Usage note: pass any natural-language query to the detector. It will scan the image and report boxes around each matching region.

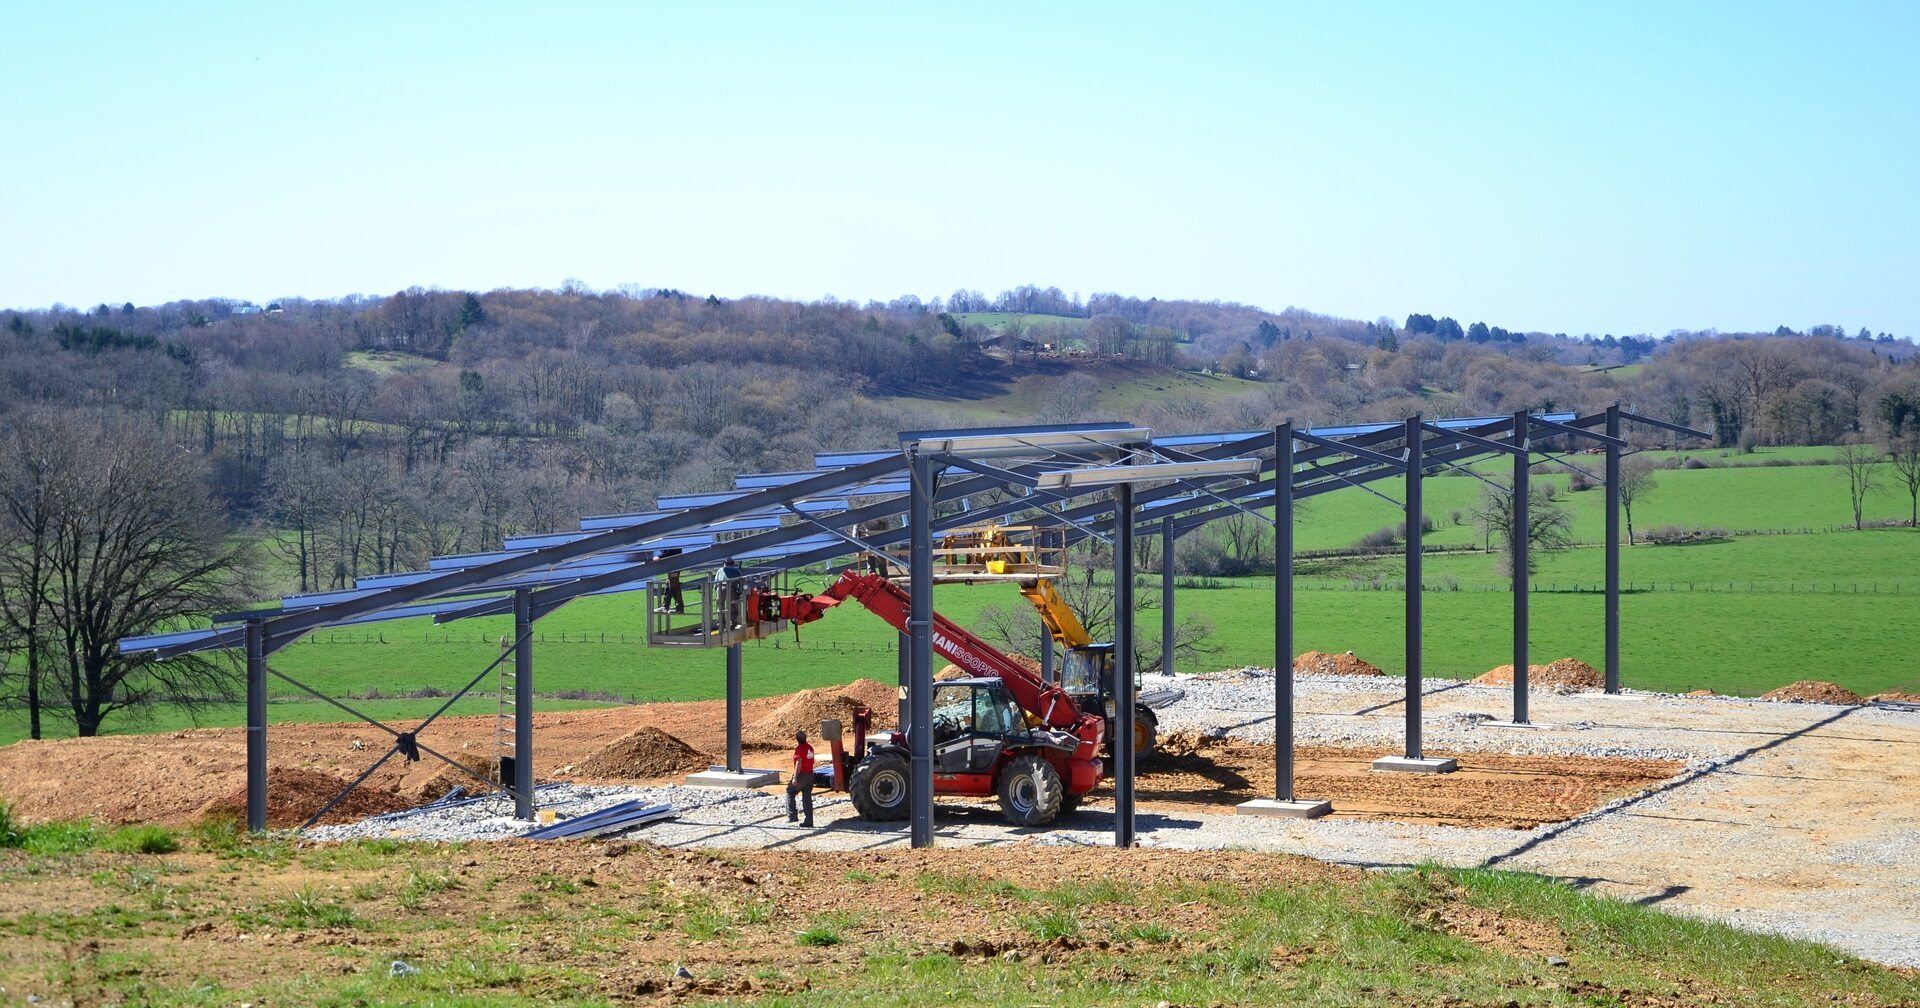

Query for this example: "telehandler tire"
[997,754,1064,826]
[847,751,911,821]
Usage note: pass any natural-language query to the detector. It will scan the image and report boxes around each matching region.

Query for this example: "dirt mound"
[1683,689,1716,698]
[1870,691,1920,704]
[1294,650,1384,677]
[1475,658,1603,690]
[577,727,712,779]
[418,754,501,802]
[935,664,969,681]
[1761,681,1865,705]
[744,678,898,744]
[197,767,414,828]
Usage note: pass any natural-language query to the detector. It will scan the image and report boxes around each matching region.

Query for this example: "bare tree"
[1836,441,1884,530]
[1471,483,1575,575]
[1884,421,1920,527]
[29,413,257,735]
[0,412,78,738]
[1618,455,1660,545]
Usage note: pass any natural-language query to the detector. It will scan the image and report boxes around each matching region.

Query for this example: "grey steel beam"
[513,587,534,820]
[1161,522,1175,676]
[1423,422,1524,458]
[1112,480,1137,848]
[1529,415,1626,448]
[245,620,266,832]
[1040,632,1054,685]
[252,455,905,648]
[1606,404,1622,694]
[1617,410,1711,441]
[726,645,743,773]
[1291,429,1406,468]
[1512,411,1531,724]
[1275,424,1296,801]
[1404,416,1424,759]
[908,449,936,848]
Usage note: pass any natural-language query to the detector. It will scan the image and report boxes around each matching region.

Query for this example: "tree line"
[1,283,1916,736]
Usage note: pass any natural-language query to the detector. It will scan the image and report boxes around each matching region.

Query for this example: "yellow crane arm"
[1018,578,1092,649]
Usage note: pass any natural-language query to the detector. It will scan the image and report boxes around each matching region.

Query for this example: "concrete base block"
[685,767,781,788]
[1482,720,1554,730]
[1236,798,1333,819]
[1370,755,1458,774]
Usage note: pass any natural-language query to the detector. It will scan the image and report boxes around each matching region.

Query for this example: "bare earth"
[0,677,1914,965]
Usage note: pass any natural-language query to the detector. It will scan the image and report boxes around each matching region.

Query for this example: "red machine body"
[778,570,1106,820]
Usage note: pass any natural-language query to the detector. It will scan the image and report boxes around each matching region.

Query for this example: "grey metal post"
[513,587,534,820]
[1512,411,1531,724]
[1404,415,1424,759]
[1040,632,1054,685]
[908,449,936,848]
[725,644,743,773]
[1605,404,1622,693]
[897,630,910,731]
[1113,481,1137,848]
[245,620,267,832]
[1275,424,1296,801]
[1161,522,1176,677]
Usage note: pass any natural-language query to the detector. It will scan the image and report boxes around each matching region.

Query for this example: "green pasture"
[6,448,1919,745]
[892,367,1266,424]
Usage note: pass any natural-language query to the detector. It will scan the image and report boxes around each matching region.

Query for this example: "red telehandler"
[775,570,1105,826]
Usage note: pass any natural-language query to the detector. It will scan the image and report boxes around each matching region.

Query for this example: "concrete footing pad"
[1236,798,1333,819]
[1482,720,1555,729]
[1370,755,1458,774]
[685,767,781,788]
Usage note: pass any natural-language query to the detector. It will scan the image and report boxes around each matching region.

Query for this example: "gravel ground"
[305,670,1920,967]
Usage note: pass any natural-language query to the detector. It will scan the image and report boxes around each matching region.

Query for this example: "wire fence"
[1298,579,1912,594]
[286,631,915,651]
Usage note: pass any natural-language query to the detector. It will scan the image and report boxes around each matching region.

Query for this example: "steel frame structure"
[121,407,1702,845]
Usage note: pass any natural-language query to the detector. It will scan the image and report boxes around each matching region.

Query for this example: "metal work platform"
[644,575,791,648]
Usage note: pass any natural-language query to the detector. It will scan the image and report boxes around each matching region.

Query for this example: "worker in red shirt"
[786,729,815,827]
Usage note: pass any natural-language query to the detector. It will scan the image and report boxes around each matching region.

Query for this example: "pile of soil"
[1294,650,1385,677]
[417,754,501,802]
[197,767,414,828]
[1869,691,1920,704]
[1683,689,1716,698]
[1761,681,1865,705]
[1475,658,1603,690]
[744,678,897,744]
[576,727,711,779]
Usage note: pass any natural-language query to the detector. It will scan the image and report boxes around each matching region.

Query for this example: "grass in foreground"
[0,822,1911,1007]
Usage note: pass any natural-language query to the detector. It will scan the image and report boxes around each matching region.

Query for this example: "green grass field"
[886,363,1266,424]
[5,449,1918,744]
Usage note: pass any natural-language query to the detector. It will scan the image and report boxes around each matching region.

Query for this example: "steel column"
[1404,415,1424,759]
[1113,481,1137,848]
[1512,411,1531,724]
[1040,637,1054,685]
[908,450,936,848]
[1160,523,1176,676]
[725,644,743,773]
[1605,404,1623,693]
[513,587,534,820]
[1275,424,1296,801]
[245,620,266,832]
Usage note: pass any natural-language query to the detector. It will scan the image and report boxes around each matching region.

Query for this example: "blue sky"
[4,1,1915,337]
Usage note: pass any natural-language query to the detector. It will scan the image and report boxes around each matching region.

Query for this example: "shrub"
[1568,471,1595,492]
[1356,526,1398,549]
[105,825,180,855]
[0,799,19,848]
[1683,458,1709,470]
